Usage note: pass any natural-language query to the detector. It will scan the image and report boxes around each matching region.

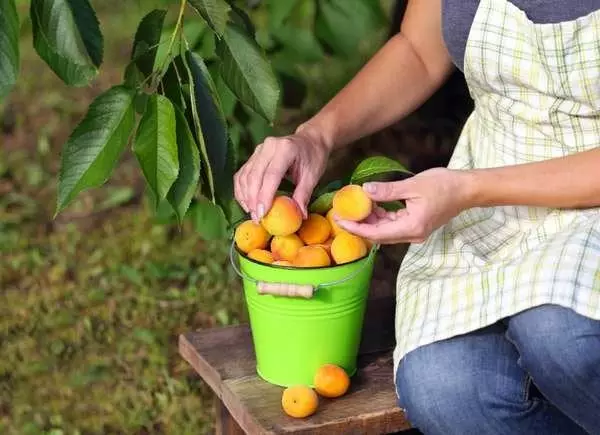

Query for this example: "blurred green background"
[1,1,400,433]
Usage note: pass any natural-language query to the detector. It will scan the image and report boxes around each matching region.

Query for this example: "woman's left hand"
[336,168,475,244]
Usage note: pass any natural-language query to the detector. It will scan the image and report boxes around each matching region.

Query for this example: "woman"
[234,0,600,433]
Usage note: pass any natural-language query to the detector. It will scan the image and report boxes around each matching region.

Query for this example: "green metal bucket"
[230,243,377,387]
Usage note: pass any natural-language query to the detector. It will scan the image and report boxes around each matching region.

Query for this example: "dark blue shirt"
[442,0,600,71]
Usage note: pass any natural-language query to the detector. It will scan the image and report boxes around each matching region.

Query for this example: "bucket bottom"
[256,365,358,388]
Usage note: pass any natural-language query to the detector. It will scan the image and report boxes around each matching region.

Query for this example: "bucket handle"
[229,241,378,298]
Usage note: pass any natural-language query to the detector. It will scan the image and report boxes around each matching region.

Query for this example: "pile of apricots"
[234,185,373,267]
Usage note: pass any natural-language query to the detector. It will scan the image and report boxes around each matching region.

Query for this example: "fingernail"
[257,203,265,219]
[363,183,376,193]
[251,212,258,222]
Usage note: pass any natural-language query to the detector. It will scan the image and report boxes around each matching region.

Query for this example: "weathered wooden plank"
[216,398,246,435]
[179,326,411,434]
[179,325,255,396]
[223,353,410,434]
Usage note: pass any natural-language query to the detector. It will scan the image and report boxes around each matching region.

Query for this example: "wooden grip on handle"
[257,282,314,299]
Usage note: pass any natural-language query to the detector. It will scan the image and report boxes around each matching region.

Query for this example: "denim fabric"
[395,305,600,434]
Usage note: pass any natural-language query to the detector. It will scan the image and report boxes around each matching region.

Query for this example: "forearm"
[297,35,451,150]
[466,148,600,209]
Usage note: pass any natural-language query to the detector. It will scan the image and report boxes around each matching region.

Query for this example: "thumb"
[363,180,412,202]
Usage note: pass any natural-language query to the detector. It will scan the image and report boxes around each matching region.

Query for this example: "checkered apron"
[393,0,600,380]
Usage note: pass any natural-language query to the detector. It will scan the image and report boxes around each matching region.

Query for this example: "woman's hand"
[234,124,331,221]
[336,168,475,244]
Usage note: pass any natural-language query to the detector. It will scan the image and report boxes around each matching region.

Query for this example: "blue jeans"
[395,305,600,434]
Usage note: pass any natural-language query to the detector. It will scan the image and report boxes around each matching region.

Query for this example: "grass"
[1,1,246,433]
[0,1,397,433]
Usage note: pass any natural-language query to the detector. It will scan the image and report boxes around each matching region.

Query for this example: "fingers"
[292,175,317,219]
[336,210,426,244]
[234,162,251,213]
[256,155,294,219]
[234,137,298,222]
[244,143,274,218]
[363,179,414,202]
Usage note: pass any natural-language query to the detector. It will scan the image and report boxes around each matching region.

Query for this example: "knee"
[507,305,600,385]
[395,347,479,430]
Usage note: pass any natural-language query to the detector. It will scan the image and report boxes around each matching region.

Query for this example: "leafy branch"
[0,0,395,240]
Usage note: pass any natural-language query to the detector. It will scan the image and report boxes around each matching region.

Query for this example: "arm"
[235,0,453,219]
[336,149,600,244]
[467,147,600,209]
[299,0,454,150]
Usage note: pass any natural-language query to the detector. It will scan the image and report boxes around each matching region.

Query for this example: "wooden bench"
[179,247,415,434]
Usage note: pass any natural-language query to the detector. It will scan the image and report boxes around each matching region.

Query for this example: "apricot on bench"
[297,213,331,245]
[234,220,270,253]
[282,386,318,418]
[314,364,350,398]
[332,185,372,222]
[261,196,303,236]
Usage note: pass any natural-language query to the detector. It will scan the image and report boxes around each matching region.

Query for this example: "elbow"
[397,33,454,89]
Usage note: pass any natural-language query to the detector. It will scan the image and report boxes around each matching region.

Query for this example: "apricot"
[272,260,293,266]
[293,246,331,268]
[331,232,367,265]
[297,213,331,245]
[271,234,304,262]
[234,220,270,254]
[312,237,334,256]
[332,185,372,222]
[247,249,274,264]
[314,364,350,398]
[282,386,318,418]
[326,209,343,237]
[260,196,303,236]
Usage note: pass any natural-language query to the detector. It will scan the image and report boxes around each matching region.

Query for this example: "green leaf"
[160,57,187,110]
[309,191,336,214]
[56,86,135,213]
[212,69,237,118]
[186,51,228,179]
[247,111,272,144]
[267,0,299,29]
[188,0,231,37]
[229,3,255,37]
[272,26,324,63]
[30,0,103,86]
[96,186,135,211]
[179,52,214,200]
[217,24,280,122]
[314,179,344,197]
[128,9,166,80]
[133,94,179,203]
[350,156,412,185]
[215,138,240,224]
[315,0,385,57]
[0,0,19,99]
[379,200,405,212]
[167,105,201,223]
[190,199,228,240]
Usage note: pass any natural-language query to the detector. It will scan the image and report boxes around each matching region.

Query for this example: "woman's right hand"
[234,124,332,222]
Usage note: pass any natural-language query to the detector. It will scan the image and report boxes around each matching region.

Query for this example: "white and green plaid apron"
[393,0,600,375]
